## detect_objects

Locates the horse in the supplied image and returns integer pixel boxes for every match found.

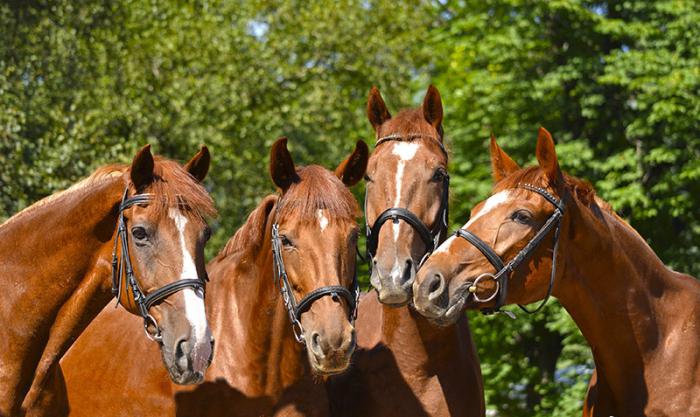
[58,137,369,416]
[325,86,485,416]
[412,127,700,416]
[0,145,217,416]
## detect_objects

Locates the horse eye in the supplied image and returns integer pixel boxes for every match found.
[364,174,373,182]
[203,226,212,242]
[131,226,148,240]
[511,210,532,225]
[281,235,293,246]
[431,168,446,182]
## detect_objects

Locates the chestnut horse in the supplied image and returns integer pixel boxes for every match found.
[58,137,369,416]
[0,145,216,416]
[325,86,485,416]
[413,128,700,416]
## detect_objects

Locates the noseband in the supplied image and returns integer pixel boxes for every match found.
[453,183,564,316]
[365,134,449,269]
[271,223,360,345]
[111,188,206,342]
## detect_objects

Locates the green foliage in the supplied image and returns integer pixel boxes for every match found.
[0,0,433,257]
[1,1,698,416]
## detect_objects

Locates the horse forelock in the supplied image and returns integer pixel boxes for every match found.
[275,165,359,223]
[138,157,217,222]
[374,108,447,158]
[215,165,359,264]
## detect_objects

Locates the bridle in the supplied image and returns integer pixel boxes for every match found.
[452,183,564,317]
[365,133,450,269]
[271,222,360,345]
[111,188,206,342]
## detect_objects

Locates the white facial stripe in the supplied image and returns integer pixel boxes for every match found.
[169,208,207,340]
[433,191,513,255]
[433,234,456,254]
[464,191,513,228]
[317,209,329,232]
[391,142,420,241]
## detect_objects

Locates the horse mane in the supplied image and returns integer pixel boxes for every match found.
[2,156,216,229]
[494,166,613,218]
[215,165,359,262]
[215,194,278,262]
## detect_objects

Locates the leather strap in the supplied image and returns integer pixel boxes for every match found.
[111,187,206,341]
[454,230,505,271]
[365,132,450,271]
[453,183,564,316]
[271,223,359,345]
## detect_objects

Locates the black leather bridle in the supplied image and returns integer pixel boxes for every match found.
[452,183,564,317]
[111,188,206,342]
[365,133,450,269]
[271,223,360,345]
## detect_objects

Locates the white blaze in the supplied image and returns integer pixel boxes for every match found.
[391,142,420,241]
[434,191,513,254]
[317,209,329,232]
[169,208,207,340]
[464,190,512,228]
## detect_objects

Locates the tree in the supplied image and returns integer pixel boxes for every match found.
[0,0,435,257]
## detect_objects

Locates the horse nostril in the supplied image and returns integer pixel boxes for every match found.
[310,332,323,356]
[427,273,446,301]
[176,338,187,359]
[429,275,441,294]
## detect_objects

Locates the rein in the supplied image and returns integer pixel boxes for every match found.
[111,188,206,342]
[271,222,360,345]
[452,183,564,317]
[365,133,449,269]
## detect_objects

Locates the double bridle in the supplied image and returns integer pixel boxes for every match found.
[111,188,206,342]
[365,133,450,269]
[271,223,360,345]
[452,183,564,317]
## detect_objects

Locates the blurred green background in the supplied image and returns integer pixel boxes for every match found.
[2,1,698,415]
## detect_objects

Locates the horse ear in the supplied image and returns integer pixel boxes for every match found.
[130,144,155,189]
[184,145,210,183]
[422,85,443,133]
[335,140,369,187]
[490,133,520,182]
[269,137,299,192]
[535,127,564,186]
[367,86,391,132]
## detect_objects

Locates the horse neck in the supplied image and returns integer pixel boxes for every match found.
[555,199,693,393]
[0,175,124,412]
[206,219,306,399]
[0,174,124,327]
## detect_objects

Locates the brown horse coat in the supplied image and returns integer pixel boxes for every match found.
[0,146,215,417]
[325,86,484,416]
[59,139,368,417]
[413,128,700,416]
